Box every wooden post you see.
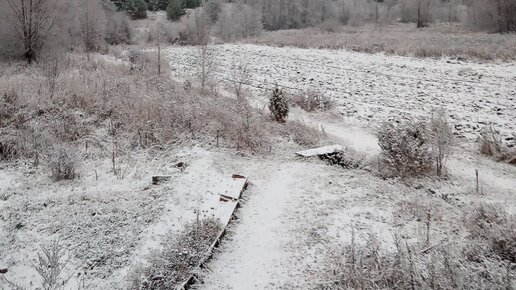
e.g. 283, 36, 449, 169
475, 169, 479, 194
426, 210, 431, 247
157, 25, 161, 76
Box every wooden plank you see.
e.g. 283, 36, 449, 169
177, 174, 248, 290
295, 145, 343, 157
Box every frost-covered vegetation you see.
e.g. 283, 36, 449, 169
0, 0, 515, 289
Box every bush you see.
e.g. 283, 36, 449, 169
291, 89, 334, 112
378, 120, 433, 178
466, 203, 516, 263
269, 87, 289, 123
105, 11, 132, 45
48, 145, 79, 181
479, 125, 505, 157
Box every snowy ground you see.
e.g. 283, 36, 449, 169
167, 44, 516, 142
1, 44, 515, 289
166, 44, 516, 288
0, 147, 253, 289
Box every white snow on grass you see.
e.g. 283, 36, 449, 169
167, 43, 516, 141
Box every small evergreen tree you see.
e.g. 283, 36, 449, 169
126, 0, 148, 19
269, 87, 289, 123
184, 0, 201, 9
167, 0, 185, 21
146, 0, 168, 11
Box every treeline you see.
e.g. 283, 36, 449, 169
0, 0, 514, 64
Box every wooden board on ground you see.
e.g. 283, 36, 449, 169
177, 174, 248, 290
295, 145, 343, 157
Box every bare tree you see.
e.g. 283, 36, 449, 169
428, 109, 453, 176
196, 43, 216, 93
5, 0, 62, 64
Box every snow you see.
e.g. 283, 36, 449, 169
167, 43, 516, 142
2, 43, 515, 289
166, 44, 516, 289
199, 162, 309, 289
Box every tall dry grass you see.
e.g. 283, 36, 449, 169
247, 23, 516, 61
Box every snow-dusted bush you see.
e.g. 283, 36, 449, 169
269, 87, 289, 123
104, 11, 132, 45
291, 89, 335, 112
130, 218, 222, 289
48, 145, 79, 181
378, 120, 433, 178
479, 125, 504, 157
466, 203, 516, 263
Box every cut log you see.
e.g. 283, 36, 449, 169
152, 176, 172, 185
296, 145, 343, 157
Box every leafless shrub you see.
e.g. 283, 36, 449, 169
465, 203, 516, 263
39, 53, 63, 98
0, 91, 18, 124
130, 218, 222, 290
34, 240, 72, 290
126, 48, 154, 71
479, 125, 504, 157
478, 125, 516, 164
79, 0, 106, 53
104, 11, 132, 45
428, 109, 453, 176
178, 8, 211, 45
378, 119, 433, 178
48, 145, 79, 181
319, 19, 343, 33
291, 89, 335, 112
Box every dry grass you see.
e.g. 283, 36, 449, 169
129, 218, 222, 289
319, 201, 516, 290
0, 49, 324, 181
246, 23, 516, 62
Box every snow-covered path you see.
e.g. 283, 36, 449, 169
199, 163, 307, 289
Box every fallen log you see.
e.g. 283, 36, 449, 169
152, 176, 172, 185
